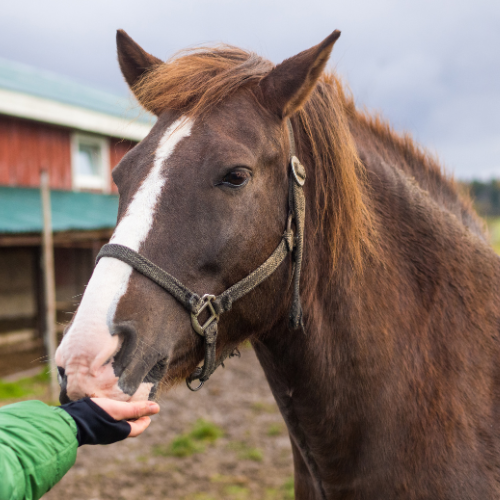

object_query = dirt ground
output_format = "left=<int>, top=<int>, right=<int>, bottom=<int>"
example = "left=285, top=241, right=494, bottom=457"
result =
left=43, top=346, right=294, bottom=500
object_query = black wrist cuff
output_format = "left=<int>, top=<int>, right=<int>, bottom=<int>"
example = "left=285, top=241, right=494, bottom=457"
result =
left=61, top=397, right=131, bottom=446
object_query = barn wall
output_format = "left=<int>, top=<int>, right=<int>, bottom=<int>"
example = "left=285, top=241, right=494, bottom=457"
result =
left=54, top=247, right=94, bottom=304
left=0, top=114, right=72, bottom=189
left=0, top=114, right=137, bottom=192
left=0, top=247, right=36, bottom=331
left=0, top=246, right=95, bottom=338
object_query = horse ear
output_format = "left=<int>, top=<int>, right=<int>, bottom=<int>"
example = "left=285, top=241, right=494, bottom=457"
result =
left=259, top=30, right=341, bottom=118
left=116, top=29, right=162, bottom=89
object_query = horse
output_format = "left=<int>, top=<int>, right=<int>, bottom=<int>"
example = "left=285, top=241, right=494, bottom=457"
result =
left=55, top=28, right=500, bottom=499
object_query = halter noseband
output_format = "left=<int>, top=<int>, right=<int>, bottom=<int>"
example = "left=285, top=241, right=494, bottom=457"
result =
left=96, top=120, right=306, bottom=391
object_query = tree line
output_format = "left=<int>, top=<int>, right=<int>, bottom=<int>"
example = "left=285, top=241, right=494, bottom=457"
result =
left=465, top=180, right=500, bottom=217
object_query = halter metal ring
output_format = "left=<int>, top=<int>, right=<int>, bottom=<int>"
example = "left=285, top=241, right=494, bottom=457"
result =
left=191, top=294, right=219, bottom=336
left=290, top=156, right=306, bottom=186
left=186, top=377, right=204, bottom=391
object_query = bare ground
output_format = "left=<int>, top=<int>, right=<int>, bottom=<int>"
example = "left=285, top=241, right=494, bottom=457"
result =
left=43, top=346, right=294, bottom=500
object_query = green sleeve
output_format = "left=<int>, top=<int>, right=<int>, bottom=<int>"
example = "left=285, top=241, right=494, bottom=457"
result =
left=0, top=400, right=78, bottom=500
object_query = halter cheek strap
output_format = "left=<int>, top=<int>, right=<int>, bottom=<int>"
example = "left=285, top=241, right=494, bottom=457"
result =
left=96, top=119, right=306, bottom=391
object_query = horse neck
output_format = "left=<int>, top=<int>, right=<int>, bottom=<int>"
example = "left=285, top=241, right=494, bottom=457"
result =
left=253, top=113, right=500, bottom=496
left=252, top=126, right=484, bottom=480
left=252, top=227, right=377, bottom=494
left=252, top=149, right=383, bottom=484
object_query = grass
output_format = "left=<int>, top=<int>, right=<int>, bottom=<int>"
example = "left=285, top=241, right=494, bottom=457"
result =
left=153, top=418, right=224, bottom=458
left=227, top=441, right=264, bottom=462
left=154, top=435, right=205, bottom=458
left=251, top=401, right=277, bottom=414
left=486, top=217, right=500, bottom=254
left=189, top=418, right=224, bottom=442
left=241, top=447, right=263, bottom=462
left=210, top=474, right=248, bottom=486
left=0, top=370, right=50, bottom=401
left=223, top=485, right=251, bottom=500
left=263, top=478, right=295, bottom=500
left=267, top=423, right=285, bottom=436
left=281, top=477, right=294, bottom=500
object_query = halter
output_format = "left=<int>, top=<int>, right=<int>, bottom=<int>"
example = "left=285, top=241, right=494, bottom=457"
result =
left=96, top=120, right=306, bottom=391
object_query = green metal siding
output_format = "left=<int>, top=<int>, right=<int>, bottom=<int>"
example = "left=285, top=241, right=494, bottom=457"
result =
left=0, top=186, right=118, bottom=233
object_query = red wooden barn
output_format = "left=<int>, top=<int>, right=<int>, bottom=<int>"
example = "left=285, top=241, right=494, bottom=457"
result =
left=0, top=57, right=153, bottom=373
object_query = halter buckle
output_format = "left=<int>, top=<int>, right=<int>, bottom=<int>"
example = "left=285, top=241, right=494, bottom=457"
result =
left=191, top=294, right=219, bottom=336
left=290, top=156, right=306, bottom=186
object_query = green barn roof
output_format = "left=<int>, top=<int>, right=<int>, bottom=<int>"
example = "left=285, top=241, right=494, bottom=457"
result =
left=0, top=186, right=118, bottom=234
left=0, top=56, right=149, bottom=123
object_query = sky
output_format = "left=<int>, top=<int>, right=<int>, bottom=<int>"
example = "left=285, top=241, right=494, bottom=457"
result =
left=0, top=0, right=498, bottom=180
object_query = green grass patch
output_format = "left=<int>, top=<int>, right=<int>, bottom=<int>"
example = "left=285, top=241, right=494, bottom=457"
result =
left=189, top=418, right=223, bottom=443
left=223, top=485, right=250, bottom=500
left=153, top=435, right=204, bottom=458
left=264, top=488, right=279, bottom=500
left=210, top=474, right=248, bottom=486
left=227, top=441, right=264, bottom=462
left=0, top=370, right=50, bottom=400
left=263, top=478, right=294, bottom=499
left=485, top=217, right=500, bottom=255
left=0, top=380, right=30, bottom=399
left=241, top=447, right=263, bottom=462
left=251, top=401, right=277, bottom=414
left=153, top=418, right=223, bottom=458
left=267, top=423, right=285, bottom=436
left=281, top=477, right=294, bottom=499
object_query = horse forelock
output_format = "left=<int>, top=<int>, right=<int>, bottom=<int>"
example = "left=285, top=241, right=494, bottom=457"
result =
left=133, top=45, right=273, bottom=117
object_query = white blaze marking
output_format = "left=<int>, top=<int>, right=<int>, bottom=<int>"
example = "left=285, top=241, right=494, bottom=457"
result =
left=55, top=117, right=194, bottom=400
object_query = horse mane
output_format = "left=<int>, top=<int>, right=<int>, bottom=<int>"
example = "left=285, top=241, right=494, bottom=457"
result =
left=346, top=96, right=484, bottom=233
left=133, top=45, right=274, bottom=117
left=133, top=45, right=481, bottom=275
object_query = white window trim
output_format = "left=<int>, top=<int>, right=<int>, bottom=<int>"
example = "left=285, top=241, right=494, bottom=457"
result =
left=0, top=88, right=152, bottom=141
left=71, top=132, right=110, bottom=192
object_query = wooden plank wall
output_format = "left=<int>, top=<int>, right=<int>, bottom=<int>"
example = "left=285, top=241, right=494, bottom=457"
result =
left=0, top=114, right=137, bottom=192
left=0, top=115, right=72, bottom=189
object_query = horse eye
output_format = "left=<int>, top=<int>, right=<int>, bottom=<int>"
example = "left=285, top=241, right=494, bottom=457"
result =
left=221, top=170, right=251, bottom=187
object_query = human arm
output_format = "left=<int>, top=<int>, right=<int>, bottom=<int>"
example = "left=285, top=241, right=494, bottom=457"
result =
left=0, top=400, right=77, bottom=500
left=0, top=398, right=159, bottom=500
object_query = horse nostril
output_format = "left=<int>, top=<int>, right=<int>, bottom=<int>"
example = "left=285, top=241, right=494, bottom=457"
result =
left=57, top=366, right=70, bottom=404
left=111, top=322, right=138, bottom=378
left=57, top=366, right=65, bottom=384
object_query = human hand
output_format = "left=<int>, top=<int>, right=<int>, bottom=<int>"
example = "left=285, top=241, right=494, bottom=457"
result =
left=91, top=398, right=160, bottom=437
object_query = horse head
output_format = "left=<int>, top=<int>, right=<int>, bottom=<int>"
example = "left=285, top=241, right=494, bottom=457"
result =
left=55, top=29, right=340, bottom=403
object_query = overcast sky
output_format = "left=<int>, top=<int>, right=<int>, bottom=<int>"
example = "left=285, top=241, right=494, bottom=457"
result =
left=0, top=0, right=498, bottom=179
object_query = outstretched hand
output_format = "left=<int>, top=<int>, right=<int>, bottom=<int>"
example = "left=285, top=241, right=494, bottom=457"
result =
left=91, top=398, right=160, bottom=437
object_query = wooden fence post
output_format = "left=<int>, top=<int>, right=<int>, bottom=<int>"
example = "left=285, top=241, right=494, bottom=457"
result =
left=40, top=170, right=59, bottom=401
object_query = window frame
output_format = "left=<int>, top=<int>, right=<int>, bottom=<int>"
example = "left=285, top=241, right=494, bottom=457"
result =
left=71, top=132, right=110, bottom=191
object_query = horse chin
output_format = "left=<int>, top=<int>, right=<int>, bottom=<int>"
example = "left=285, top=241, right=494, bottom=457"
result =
left=57, top=356, right=163, bottom=404
left=129, top=381, right=155, bottom=401
left=58, top=379, right=155, bottom=404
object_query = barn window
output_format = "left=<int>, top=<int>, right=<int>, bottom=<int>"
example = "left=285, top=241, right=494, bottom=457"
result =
left=71, top=133, right=109, bottom=191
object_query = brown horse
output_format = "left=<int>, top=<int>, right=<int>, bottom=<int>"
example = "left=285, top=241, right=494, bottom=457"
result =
left=55, top=29, right=500, bottom=498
